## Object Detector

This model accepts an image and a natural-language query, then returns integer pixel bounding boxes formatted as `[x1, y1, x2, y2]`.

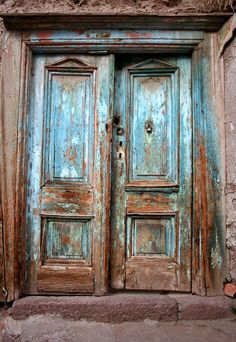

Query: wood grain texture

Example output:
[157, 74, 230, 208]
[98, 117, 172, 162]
[93, 55, 114, 294]
[25, 54, 114, 295]
[0, 28, 226, 299]
[126, 258, 178, 291]
[2, 15, 229, 31]
[127, 217, 175, 257]
[127, 59, 179, 188]
[37, 266, 93, 293]
[127, 192, 176, 213]
[0, 30, 22, 301]
[192, 33, 226, 296]
[43, 59, 95, 184]
[40, 187, 93, 217]
[111, 55, 192, 292]
[21, 29, 205, 55]
[44, 220, 90, 261]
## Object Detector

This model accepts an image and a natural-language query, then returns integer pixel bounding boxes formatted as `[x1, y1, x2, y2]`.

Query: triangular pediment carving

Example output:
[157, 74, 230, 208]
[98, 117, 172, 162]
[128, 58, 177, 71]
[46, 57, 96, 70]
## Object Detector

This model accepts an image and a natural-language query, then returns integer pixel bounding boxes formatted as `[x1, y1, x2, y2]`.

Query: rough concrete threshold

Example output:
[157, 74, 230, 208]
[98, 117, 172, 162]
[10, 294, 236, 323]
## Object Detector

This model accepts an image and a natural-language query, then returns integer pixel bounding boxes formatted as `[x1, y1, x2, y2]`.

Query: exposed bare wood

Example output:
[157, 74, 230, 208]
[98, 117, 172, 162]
[126, 258, 179, 291]
[192, 33, 225, 296]
[127, 193, 176, 214]
[111, 55, 192, 292]
[40, 187, 94, 217]
[0, 27, 226, 300]
[1, 14, 230, 31]
[37, 267, 93, 293]
[23, 53, 114, 295]
[0, 30, 22, 301]
[93, 55, 114, 294]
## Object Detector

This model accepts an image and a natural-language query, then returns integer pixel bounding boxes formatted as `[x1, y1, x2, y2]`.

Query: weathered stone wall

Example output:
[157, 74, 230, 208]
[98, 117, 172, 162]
[224, 34, 236, 284]
[0, 0, 235, 15]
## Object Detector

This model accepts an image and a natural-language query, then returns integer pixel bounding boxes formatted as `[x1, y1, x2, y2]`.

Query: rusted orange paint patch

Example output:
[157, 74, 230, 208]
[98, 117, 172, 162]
[194, 130, 215, 294]
[37, 31, 53, 40]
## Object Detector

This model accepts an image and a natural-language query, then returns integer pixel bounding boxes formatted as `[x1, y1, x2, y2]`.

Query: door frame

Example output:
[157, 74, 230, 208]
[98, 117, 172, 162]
[0, 20, 226, 300]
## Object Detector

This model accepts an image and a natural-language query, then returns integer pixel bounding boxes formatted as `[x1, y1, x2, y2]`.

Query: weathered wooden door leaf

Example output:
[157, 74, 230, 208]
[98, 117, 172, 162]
[111, 55, 192, 292]
[26, 54, 114, 294]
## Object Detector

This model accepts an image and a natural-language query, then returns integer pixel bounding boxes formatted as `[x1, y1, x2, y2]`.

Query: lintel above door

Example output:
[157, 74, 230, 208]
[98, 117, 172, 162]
[1, 14, 230, 31]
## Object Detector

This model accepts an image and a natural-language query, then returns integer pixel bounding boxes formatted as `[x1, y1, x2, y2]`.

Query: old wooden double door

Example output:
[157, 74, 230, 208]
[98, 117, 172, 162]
[25, 52, 192, 295]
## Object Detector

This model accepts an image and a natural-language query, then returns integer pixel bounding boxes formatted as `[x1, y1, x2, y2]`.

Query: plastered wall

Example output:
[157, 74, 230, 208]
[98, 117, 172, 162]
[224, 34, 236, 284]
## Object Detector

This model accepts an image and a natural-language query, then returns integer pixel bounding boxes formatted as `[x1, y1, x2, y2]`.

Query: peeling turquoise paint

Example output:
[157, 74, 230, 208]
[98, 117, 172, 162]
[25, 53, 114, 294]
[31, 29, 204, 43]
[111, 55, 192, 291]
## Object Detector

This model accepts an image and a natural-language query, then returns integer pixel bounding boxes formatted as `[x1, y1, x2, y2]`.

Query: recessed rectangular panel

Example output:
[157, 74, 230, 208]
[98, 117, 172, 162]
[126, 214, 178, 291]
[45, 71, 94, 183]
[45, 219, 90, 261]
[127, 216, 176, 259]
[133, 218, 167, 255]
[133, 75, 169, 177]
[128, 68, 179, 187]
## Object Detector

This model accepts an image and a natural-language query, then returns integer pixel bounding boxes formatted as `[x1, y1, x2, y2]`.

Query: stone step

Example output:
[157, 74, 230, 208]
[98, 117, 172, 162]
[11, 294, 236, 323]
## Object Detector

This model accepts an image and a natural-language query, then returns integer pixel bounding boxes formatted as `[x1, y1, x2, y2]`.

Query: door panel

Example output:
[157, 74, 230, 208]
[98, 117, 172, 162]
[111, 55, 192, 291]
[46, 71, 92, 182]
[127, 59, 179, 188]
[25, 54, 114, 294]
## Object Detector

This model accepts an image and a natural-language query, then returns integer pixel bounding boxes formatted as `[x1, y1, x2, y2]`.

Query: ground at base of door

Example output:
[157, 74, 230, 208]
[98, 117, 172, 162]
[6, 294, 236, 322]
[1, 316, 236, 342]
[1, 294, 236, 341]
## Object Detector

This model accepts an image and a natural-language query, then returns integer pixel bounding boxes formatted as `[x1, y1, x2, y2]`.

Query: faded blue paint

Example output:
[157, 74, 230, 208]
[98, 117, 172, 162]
[2, 25, 225, 299]
[28, 30, 204, 56]
[111, 55, 192, 291]
[26, 55, 45, 272]
[177, 56, 192, 283]
[90, 54, 114, 294]
[192, 35, 225, 294]
[26, 51, 192, 294]
[45, 70, 94, 183]
[46, 219, 91, 261]
[30, 29, 204, 44]
[128, 59, 178, 185]
[26, 53, 114, 294]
